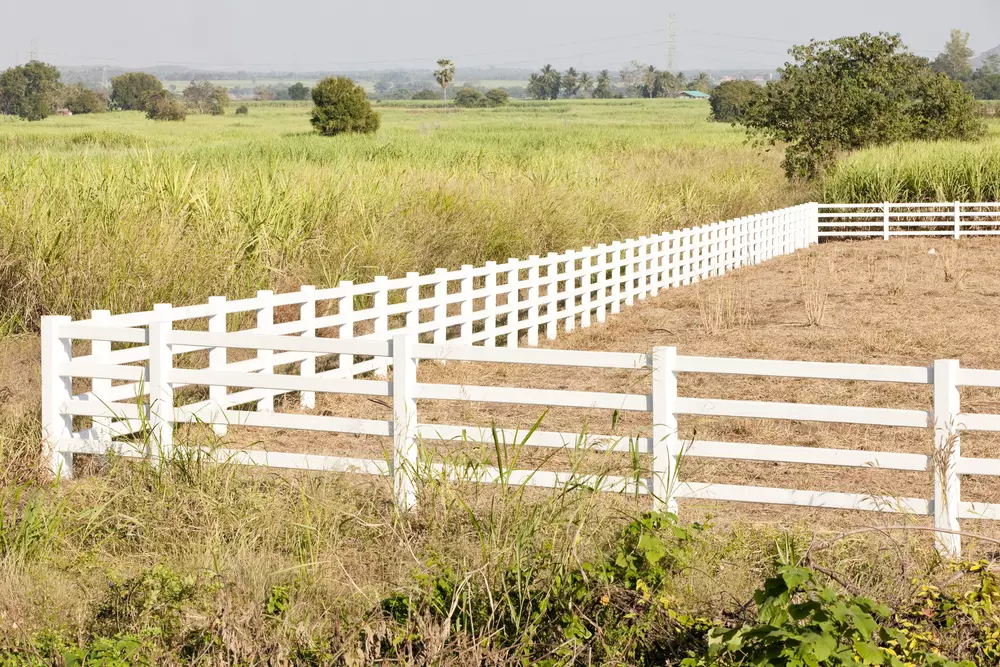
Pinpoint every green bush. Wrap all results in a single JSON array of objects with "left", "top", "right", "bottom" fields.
[
  {"left": 62, "top": 84, "right": 108, "bottom": 114},
  {"left": 144, "top": 93, "right": 186, "bottom": 121},
  {"left": 110, "top": 72, "right": 163, "bottom": 112},
  {"left": 485, "top": 88, "right": 511, "bottom": 107},
  {"left": 411, "top": 89, "right": 440, "bottom": 100},
  {"left": 709, "top": 80, "right": 760, "bottom": 123},
  {"left": 235, "top": 104, "right": 249, "bottom": 115},
  {"left": 310, "top": 76, "right": 380, "bottom": 136},
  {"left": 454, "top": 86, "right": 487, "bottom": 108}
]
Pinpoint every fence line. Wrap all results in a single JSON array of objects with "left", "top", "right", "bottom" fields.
[{"left": 819, "top": 202, "right": 1000, "bottom": 239}]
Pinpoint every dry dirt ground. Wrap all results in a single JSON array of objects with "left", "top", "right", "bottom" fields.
[{"left": 7, "top": 237, "right": 1000, "bottom": 538}]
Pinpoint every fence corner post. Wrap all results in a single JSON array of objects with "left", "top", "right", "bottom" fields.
[
  {"left": 299, "top": 286, "right": 317, "bottom": 410},
  {"left": 373, "top": 276, "right": 389, "bottom": 376},
  {"left": 652, "top": 346, "right": 679, "bottom": 515},
  {"left": 392, "top": 333, "right": 418, "bottom": 511},
  {"left": 41, "top": 315, "right": 74, "bottom": 480},
  {"left": 933, "top": 358, "right": 961, "bottom": 559},
  {"left": 954, "top": 201, "right": 961, "bottom": 240},
  {"left": 149, "top": 304, "right": 175, "bottom": 464}
]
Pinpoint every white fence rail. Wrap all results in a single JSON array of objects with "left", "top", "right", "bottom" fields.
[{"left": 819, "top": 202, "right": 1000, "bottom": 239}]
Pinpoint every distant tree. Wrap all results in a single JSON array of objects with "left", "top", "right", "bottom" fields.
[
  {"left": 183, "top": 80, "right": 229, "bottom": 114},
  {"left": 562, "top": 67, "right": 580, "bottom": 97},
  {"left": 310, "top": 76, "right": 380, "bottom": 136},
  {"left": 454, "top": 86, "right": 486, "bottom": 107},
  {"left": 619, "top": 61, "right": 647, "bottom": 97},
  {"left": 578, "top": 72, "right": 593, "bottom": 97},
  {"left": 527, "top": 64, "right": 561, "bottom": 100},
  {"left": 412, "top": 89, "right": 440, "bottom": 100},
  {"left": 933, "top": 29, "right": 975, "bottom": 80},
  {"left": 145, "top": 91, "right": 187, "bottom": 121},
  {"left": 110, "top": 72, "right": 163, "bottom": 112},
  {"left": 287, "top": 82, "right": 309, "bottom": 100},
  {"left": 593, "top": 70, "right": 613, "bottom": 98},
  {"left": 743, "top": 32, "right": 984, "bottom": 179},
  {"left": 254, "top": 87, "right": 277, "bottom": 101},
  {"left": 62, "top": 83, "right": 108, "bottom": 114},
  {"left": 691, "top": 72, "right": 712, "bottom": 93},
  {"left": 434, "top": 59, "right": 455, "bottom": 102},
  {"left": 708, "top": 80, "right": 760, "bottom": 122},
  {"left": 0, "top": 61, "right": 61, "bottom": 120},
  {"left": 235, "top": 104, "right": 249, "bottom": 115},
  {"left": 484, "top": 88, "right": 511, "bottom": 106},
  {"left": 968, "top": 55, "right": 1000, "bottom": 100}
]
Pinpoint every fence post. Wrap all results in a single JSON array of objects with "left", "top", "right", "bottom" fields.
[
  {"left": 506, "top": 259, "right": 520, "bottom": 348},
  {"left": 207, "top": 296, "right": 228, "bottom": 434},
  {"left": 595, "top": 245, "right": 608, "bottom": 323},
  {"left": 91, "top": 310, "right": 112, "bottom": 442},
  {"left": 526, "top": 256, "right": 540, "bottom": 346},
  {"left": 610, "top": 242, "right": 623, "bottom": 313},
  {"left": 652, "top": 346, "right": 679, "bottom": 514},
  {"left": 149, "top": 304, "right": 174, "bottom": 463},
  {"left": 459, "top": 265, "right": 474, "bottom": 345},
  {"left": 373, "top": 276, "right": 389, "bottom": 376},
  {"left": 883, "top": 202, "right": 890, "bottom": 241},
  {"left": 565, "top": 251, "right": 577, "bottom": 333},
  {"left": 624, "top": 241, "right": 636, "bottom": 306},
  {"left": 954, "top": 202, "right": 961, "bottom": 240},
  {"left": 637, "top": 237, "right": 648, "bottom": 301},
  {"left": 432, "top": 269, "right": 448, "bottom": 346},
  {"left": 338, "top": 281, "right": 354, "bottom": 377},
  {"left": 545, "top": 252, "right": 560, "bottom": 340},
  {"left": 41, "top": 315, "right": 73, "bottom": 479},
  {"left": 256, "top": 290, "right": 274, "bottom": 412},
  {"left": 392, "top": 333, "right": 418, "bottom": 511},
  {"left": 483, "top": 262, "right": 497, "bottom": 347},
  {"left": 300, "top": 286, "right": 316, "bottom": 410},
  {"left": 811, "top": 203, "right": 820, "bottom": 245},
  {"left": 580, "top": 248, "right": 592, "bottom": 328},
  {"left": 933, "top": 358, "right": 961, "bottom": 559}
]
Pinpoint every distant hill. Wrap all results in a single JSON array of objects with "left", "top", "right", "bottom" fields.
[{"left": 974, "top": 44, "right": 1000, "bottom": 68}]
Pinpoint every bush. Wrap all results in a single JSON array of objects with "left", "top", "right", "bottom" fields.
[
  {"left": 485, "top": 88, "right": 511, "bottom": 107},
  {"left": 709, "top": 80, "right": 760, "bottom": 123},
  {"left": 62, "top": 84, "right": 108, "bottom": 114},
  {"left": 110, "top": 72, "right": 163, "bottom": 112},
  {"left": 454, "top": 86, "right": 487, "bottom": 108},
  {"left": 182, "top": 80, "right": 229, "bottom": 115},
  {"left": 235, "top": 104, "right": 249, "bottom": 115},
  {"left": 145, "top": 92, "right": 186, "bottom": 121},
  {"left": 310, "top": 77, "right": 380, "bottom": 136},
  {"left": 287, "top": 82, "right": 309, "bottom": 101},
  {"left": 411, "top": 89, "right": 440, "bottom": 101}
]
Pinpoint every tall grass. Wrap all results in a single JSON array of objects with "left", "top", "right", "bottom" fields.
[{"left": 0, "top": 100, "right": 806, "bottom": 333}]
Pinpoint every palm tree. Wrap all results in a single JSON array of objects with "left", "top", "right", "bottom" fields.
[
  {"left": 692, "top": 72, "right": 712, "bottom": 93},
  {"left": 435, "top": 59, "right": 455, "bottom": 102},
  {"left": 578, "top": 72, "right": 593, "bottom": 97}
]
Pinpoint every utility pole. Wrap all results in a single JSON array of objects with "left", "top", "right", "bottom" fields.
[
  {"left": 668, "top": 14, "right": 677, "bottom": 73},
  {"left": 28, "top": 38, "right": 38, "bottom": 62}
]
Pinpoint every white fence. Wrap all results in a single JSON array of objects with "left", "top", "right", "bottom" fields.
[
  {"left": 40, "top": 200, "right": 1000, "bottom": 558},
  {"left": 819, "top": 202, "right": 1000, "bottom": 239}
]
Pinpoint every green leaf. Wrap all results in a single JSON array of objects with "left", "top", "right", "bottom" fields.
[{"left": 854, "top": 640, "right": 886, "bottom": 665}]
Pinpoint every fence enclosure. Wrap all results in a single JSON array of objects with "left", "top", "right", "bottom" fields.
[
  {"left": 40, "top": 201, "right": 1000, "bottom": 558},
  {"left": 819, "top": 202, "right": 1000, "bottom": 239}
]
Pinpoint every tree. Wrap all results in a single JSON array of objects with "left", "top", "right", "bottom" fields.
[
  {"left": 434, "top": 59, "right": 455, "bottom": 102},
  {"left": 593, "top": 70, "right": 613, "bottom": 99},
  {"left": 62, "top": 83, "right": 108, "bottom": 114},
  {"left": 110, "top": 72, "right": 164, "bottom": 112},
  {"left": 562, "top": 67, "right": 580, "bottom": 98},
  {"left": 412, "top": 89, "right": 440, "bottom": 100},
  {"left": 485, "top": 88, "right": 511, "bottom": 107},
  {"left": 578, "top": 72, "right": 593, "bottom": 97},
  {"left": 235, "top": 105, "right": 249, "bottom": 115},
  {"left": 619, "top": 61, "right": 647, "bottom": 97},
  {"left": 454, "top": 86, "right": 486, "bottom": 107},
  {"left": 742, "top": 32, "right": 985, "bottom": 179},
  {"left": 287, "top": 82, "right": 309, "bottom": 100},
  {"left": 933, "top": 29, "right": 975, "bottom": 80},
  {"left": 145, "top": 92, "right": 187, "bottom": 121},
  {"left": 708, "top": 80, "right": 761, "bottom": 122},
  {"left": 310, "top": 76, "right": 380, "bottom": 136},
  {"left": 183, "top": 80, "right": 229, "bottom": 114},
  {"left": 691, "top": 72, "right": 712, "bottom": 93},
  {"left": 0, "top": 61, "right": 61, "bottom": 120},
  {"left": 527, "top": 65, "right": 562, "bottom": 100}
]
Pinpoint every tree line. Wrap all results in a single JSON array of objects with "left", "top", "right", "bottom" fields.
[{"left": 930, "top": 30, "right": 1000, "bottom": 100}]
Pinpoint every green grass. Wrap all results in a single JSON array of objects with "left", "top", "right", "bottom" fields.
[{"left": 0, "top": 99, "right": 806, "bottom": 334}]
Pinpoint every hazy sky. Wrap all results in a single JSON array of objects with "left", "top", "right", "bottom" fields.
[{"left": 2, "top": 0, "right": 998, "bottom": 73}]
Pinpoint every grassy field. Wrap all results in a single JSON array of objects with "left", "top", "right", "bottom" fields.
[{"left": 0, "top": 99, "right": 809, "bottom": 335}]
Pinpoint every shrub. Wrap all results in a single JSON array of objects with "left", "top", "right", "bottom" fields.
[
  {"left": 287, "top": 82, "right": 309, "bottom": 101},
  {"left": 454, "top": 86, "right": 487, "bottom": 108},
  {"left": 0, "top": 61, "right": 61, "bottom": 121},
  {"left": 110, "top": 72, "right": 164, "bottom": 112},
  {"left": 310, "top": 77, "right": 380, "bottom": 136},
  {"left": 709, "top": 80, "right": 760, "bottom": 123},
  {"left": 235, "top": 104, "right": 249, "bottom": 115},
  {"left": 485, "top": 88, "right": 511, "bottom": 107},
  {"left": 145, "top": 92, "right": 186, "bottom": 121},
  {"left": 411, "top": 89, "right": 439, "bottom": 100},
  {"left": 62, "top": 84, "right": 108, "bottom": 114},
  {"left": 182, "top": 80, "right": 229, "bottom": 115}
]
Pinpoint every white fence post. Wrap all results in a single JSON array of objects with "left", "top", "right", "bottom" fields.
[
  {"left": 580, "top": 248, "right": 592, "bottom": 328},
  {"left": 652, "top": 345, "right": 679, "bottom": 514},
  {"left": 811, "top": 203, "right": 820, "bottom": 245},
  {"left": 545, "top": 252, "right": 559, "bottom": 340},
  {"left": 506, "top": 259, "right": 520, "bottom": 348},
  {"left": 433, "top": 269, "right": 448, "bottom": 346},
  {"left": 373, "top": 276, "right": 389, "bottom": 376},
  {"left": 91, "top": 310, "right": 112, "bottom": 442},
  {"left": 41, "top": 315, "right": 73, "bottom": 479},
  {"left": 392, "top": 333, "right": 418, "bottom": 511},
  {"left": 637, "top": 237, "right": 648, "bottom": 300},
  {"left": 883, "top": 202, "right": 890, "bottom": 241},
  {"left": 459, "top": 265, "right": 473, "bottom": 345},
  {"left": 207, "top": 296, "right": 228, "bottom": 434},
  {"left": 564, "top": 251, "right": 577, "bottom": 333},
  {"left": 483, "top": 262, "right": 497, "bottom": 347},
  {"left": 595, "top": 245, "right": 608, "bottom": 323},
  {"left": 954, "top": 202, "right": 961, "bottom": 240},
  {"left": 610, "top": 242, "right": 623, "bottom": 312},
  {"left": 256, "top": 290, "right": 274, "bottom": 412},
  {"left": 149, "top": 304, "right": 174, "bottom": 463},
  {"left": 300, "top": 286, "right": 316, "bottom": 410},
  {"left": 525, "top": 255, "right": 540, "bottom": 346},
  {"left": 624, "top": 240, "right": 636, "bottom": 306},
  {"left": 338, "top": 281, "right": 354, "bottom": 377},
  {"left": 933, "top": 359, "right": 962, "bottom": 558}
]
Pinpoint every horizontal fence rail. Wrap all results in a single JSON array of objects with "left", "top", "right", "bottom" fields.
[{"left": 819, "top": 202, "right": 1000, "bottom": 239}]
